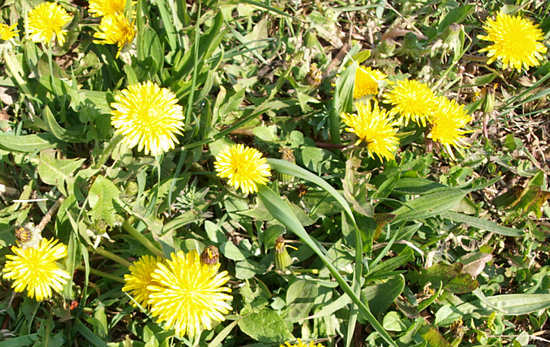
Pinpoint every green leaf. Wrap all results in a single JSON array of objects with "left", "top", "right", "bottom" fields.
[
  {"left": 413, "top": 263, "right": 478, "bottom": 294},
  {"left": 440, "top": 211, "right": 522, "bottom": 237},
  {"left": 437, "top": 5, "right": 474, "bottom": 33},
  {"left": 88, "top": 176, "right": 120, "bottom": 227},
  {"left": 257, "top": 185, "right": 395, "bottom": 346},
  {"left": 74, "top": 319, "right": 107, "bottom": 347},
  {"left": 43, "top": 106, "right": 87, "bottom": 143},
  {"left": 0, "top": 133, "right": 57, "bottom": 152},
  {"left": 383, "top": 311, "right": 406, "bottom": 332},
  {"left": 286, "top": 280, "right": 319, "bottom": 322},
  {"left": 0, "top": 334, "right": 38, "bottom": 347},
  {"left": 392, "top": 188, "right": 467, "bottom": 222},
  {"left": 363, "top": 275, "right": 405, "bottom": 316},
  {"left": 394, "top": 177, "right": 447, "bottom": 195},
  {"left": 474, "top": 290, "right": 550, "bottom": 315},
  {"left": 38, "top": 151, "right": 84, "bottom": 196},
  {"left": 238, "top": 308, "right": 294, "bottom": 342}
]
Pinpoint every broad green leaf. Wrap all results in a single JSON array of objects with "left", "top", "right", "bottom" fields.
[
  {"left": 38, "top": 151, "right": 84, "bottom": 196},
  {"left": 0, "top": 334, "right": 39, "bottom": 347},
  {"left": 474, "top": 289, "right": 550, "bottom": 315},
  {"left": 421, "top": 326, "right": 452, "bottom": 347},
  {"left": 383, "top": 311, "right": 406, "bottom": 332},
  {"left": 392, "top": 188, "right": 467, "bottom": 222},
  {"left": 0, "top": 133, "right": 57, "bottom": 152},
  {"left": 88, "top": 176, "right": 120, "bottom": 227},
  {"left": 286, "top": 280, "right": 319, "bottom": 322},
  {"left": 394, "top": 177, "right": 446, "bottom": 195},
  {"left": 413, "top": 263, "right": 478, "bottom": 294},
  {"left": 238, "top": 308, "right": 294, "bottom": 342},
  {"left": 363, "top": 275, "right": 405, "bottom": 316},
  {"left": 440, "top": 211, "right": 522, "bottom": 237}
]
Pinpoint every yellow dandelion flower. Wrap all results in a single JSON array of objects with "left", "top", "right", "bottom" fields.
[
  {"left": 382, "top": 80, "right": 438, "bottom": 126},
  {"left": 123, "top": 255, "right": 162, "bottom": 307},
  {"left": 147, "top": 250, "right": 232, "bottom": 338},
  {"left": 110, "top": 81, "right": 184, "bottom": 156},
  {"left": 2, "top": 238, "right": 70, "bottom": 301},
  {"left": 88, "top": 0, "right": 127, "bottom": 18},
  {"left": 281, "top": 339, "right": 325, "bottom": 347},
  {"left": 27, "top": 2, "right": 73, "bottom": 46},
  {"left": 478, "top": 13, "right": 547, "bottom": 72},
  {"left": 214, "top": 144, "right": 271, "bottom": 194},
  {"left": 93, "top": 13, "right": 135, "bottom": 57},
  {"left": 354, "top": 66, "right": 387, "bottom": 99},
  {"left": 0, "top": 23, "right": 18, "bottom": 41},
  {"left": 341, "top": 100, "right": 399, "bottom": 161},
  {"left": 429, "top": 97, "right": 472, "bottom": 153}
]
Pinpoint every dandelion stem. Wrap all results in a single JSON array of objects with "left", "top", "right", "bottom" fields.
[
  {"left": 94, "top": 247, "right": 131, "bottom": 267},
  {"left": 122, "top": 220, "right": 164, "bottom": 257}
]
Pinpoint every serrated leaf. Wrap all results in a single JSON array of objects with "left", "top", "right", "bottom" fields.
[
  {"left": 0, "top": 133, "right": 57, "bottom": 152},
  {"left": 38, "top": 151, "right": 84, "bottom": 196},
  {"left": 238, "top": 308, "right": 293, "bottom": 342},
  {"left": 286, "top": 280, "right": 319, "bottom": 322},
  {"left": 88, "top": 176, "right": 120, "bottom": 227}
]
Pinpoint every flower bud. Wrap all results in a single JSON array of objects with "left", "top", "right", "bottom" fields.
[{"left": 275, "top": 236, "right": 292, "bottom": 270}]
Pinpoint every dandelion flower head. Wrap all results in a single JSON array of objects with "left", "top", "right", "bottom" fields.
[
  {"left": 341, "top": 100, "right": 399, "bottom": 161},
  {"left": 93, "top": 13, "right": 135, "bottom": 57},
  {"left": 2, "top": 238, "right": 70, "bottom": 301},
  {"left": 147, "top": 250, "right": 232, "bottom": 338},
  {"left": 0, "top": 23, "right": 18, "bottom": 41},
  {"left": 354, "top": 66, "right": 387, "bottom": 99},
  {"left": 88, "top": 0, "right": 127, "bottom": 18},
  {"left": 429, "top": 97, "right": 472, "bottom": 153},
  {"left": 214, "top": 144, "right": 271, "bottom": 194},
  {"left": 478, "top": 13, "right": 547, "bottom": 72},
  {"left": 281, "top": 339, "right": 325, "bottom": 347},
  {"left": 110, "top": 81, "right": 184, "bottom": 156},
  {"left": 383, "top": 79, "right": 437, "bottom": 126},
  {"left": 27, "top": 2, "right": 73, "bottom": 46},
  {"left": 123, "top": 255, "right": 162, "bottom": 308}
]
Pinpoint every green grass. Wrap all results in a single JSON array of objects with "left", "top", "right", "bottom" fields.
[{"left": 0, "top": 0, "right": 550, "bottom": 346}]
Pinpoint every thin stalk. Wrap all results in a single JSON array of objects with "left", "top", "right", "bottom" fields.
[
  {"left": 185, "top": 0, "right": 201, "bottom": 127},
  {"left": 94, "top": 247, "right": 131, "bottom": 267},
  {"left": 123, "top": 220, "right": 164, "bottom": 257}
]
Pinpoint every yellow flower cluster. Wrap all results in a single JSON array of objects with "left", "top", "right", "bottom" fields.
[
  {"left": 0, "top": 23, "right": 18, "bottom": 41},
  {"left": 90, "top": 0, "right": 136, "bottom": 56},
  {"left": 347, "top": 71, "right": 473, "bottom": 159},
  {"left": 478, "top": 13, "right": 546, "bottom": 72},
  {"left": 214, "top": 144, "right": 272, "bottom": 194},
  {"left": 281, "top": 339, "right": 325, "bottom": 347},
  {"left": 2, "top": 238, "right": 70, "bottom": 301},
  {"left": 27, "top": 2, "right": 73, "bottom": 46},
  {"left": 123, "top": 251, "right": 232, "bottom": 338},
  {"left": 110, "top": 81, "right": 185, "bottom": 156}
]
